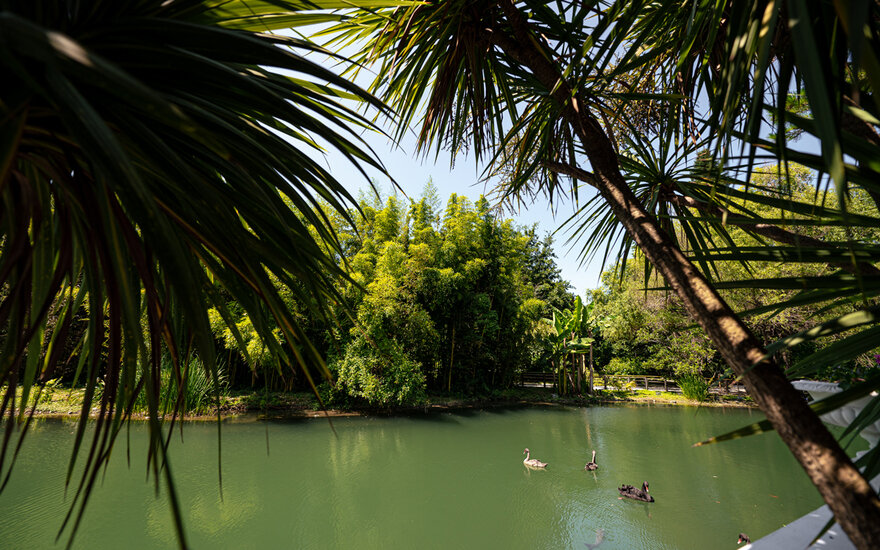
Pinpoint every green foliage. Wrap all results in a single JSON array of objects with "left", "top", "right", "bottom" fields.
[
  {"left": 650, "top": 331, "right": 717, "bottom": 377},
  {"left": 38, "top": 378, "right": 64, "bottom": 405},
  {"left": 678, "top": 374, "right": 711, "bottom": 403},
  {"left": 131, "top": 357, "right": 228, "bottom": 416},
  {"left": 208, "top": 187, "right": 573, "bottom": 400},
  {"left": 523, "top": 229, "right": 574, "bottom": 313},
  {"left": 607, "top": 378, "right": 636, "bottom": 392},
  {"left": 587, "top": 167, "right": 880, "bottom": 382},
  {"left": 0, "top": 2, "right": 392, "bottom": 543},
  {"left": 589, "top": 258, "right": 721, "bottom": 378},
  {"left": 605, "top": 357, "right": 639, "bottom": 376},
  {"left": 540, "top": 296, "right": 600, "bottom": 395},
  {"left": 331, "top": 339, "right": 426, "bottom": 407}
]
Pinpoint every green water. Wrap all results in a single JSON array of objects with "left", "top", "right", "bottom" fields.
[{"left": 0, "top": 405, "right": 841, "bottom": 549}]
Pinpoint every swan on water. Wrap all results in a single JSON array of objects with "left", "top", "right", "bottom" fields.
[{"left": 523, "top": 448, "right": 548, "bottom": 468}]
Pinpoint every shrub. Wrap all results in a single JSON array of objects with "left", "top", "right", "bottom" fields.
[
  {"left": 132, "top": 356, "right": 228, "bottom": 415},
  {"left": 170, "top": 359, "right": 227, "bottom": 415},
  {"left": 678, "top": 373, "right": 710, "bottom": 402},
  {"left": 611, "top": 379, "right": 636, "bottom": 392},
  {"left": 605, "top": 357, "right": 638, "bottom": 375},
  {"left": 332, "top": 339, "right": 426, "bottom": 406},
  {"left": 38, "top": 378, "right": 63, "bottom": 404}
]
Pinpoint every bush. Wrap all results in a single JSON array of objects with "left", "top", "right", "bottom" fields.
[
  {"left": 132, "top": 356, "right": 228, "bottom": 415},
  {"left": 332, "top": 339, "right": 426, "bottom": 406},
  {"left": 678, "top": 373, "right": 710, "bottom": 402},
  {"left": 38, "top": 378, "right": 63, "bottom": 404},
  {"left": 605, "top": 357, "right": 639, "bottom": 375},
  {"left": 610, "top": 379, "right": 636, "bottom": 392}
]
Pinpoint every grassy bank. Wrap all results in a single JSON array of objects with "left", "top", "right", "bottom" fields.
[{"left": 7, "top": 383, "right": 755, "bottom": 420}]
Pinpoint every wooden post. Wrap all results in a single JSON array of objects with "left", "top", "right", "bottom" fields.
[
  {"left": 577, "top": 354, "right": 583, "bottom": 393},
  {"left": 588, "top": 343, "right": 594, "bottom": 395},
  {"left": 448, "top": 324, "right": 455, "bottom": 392}
]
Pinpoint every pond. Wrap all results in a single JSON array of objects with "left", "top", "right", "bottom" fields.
[{"left": 0, "top": 404, "right": 847, "bottom": 549}]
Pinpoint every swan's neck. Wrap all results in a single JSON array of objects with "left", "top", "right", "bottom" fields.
[
  {"left": 524, "top": 450, "right": 530, "bottom": 462},
  {"left": 591, "top": 450, "right": 596, "bottom": 462}
]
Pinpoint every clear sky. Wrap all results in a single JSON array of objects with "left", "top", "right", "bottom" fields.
[{"left": 316, "top": 125, "right": 605, "bottom": 298}]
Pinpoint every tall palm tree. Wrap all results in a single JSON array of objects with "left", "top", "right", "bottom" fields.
[
  {"left": 326, "top": 1, "right": 880, "bottom": 546},
  {"left": 0, "top": 0, "right": 390, "bottom": 545}
]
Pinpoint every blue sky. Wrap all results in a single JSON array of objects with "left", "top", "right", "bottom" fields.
[
  {"left": 294, "top": 27, "right": 606, "bottom": 298},
  {"left": 317, "top": 126, "right": 605, "bottom": 298}
]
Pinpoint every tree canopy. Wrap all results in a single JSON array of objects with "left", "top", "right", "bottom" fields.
[{"left": 209, "top": 188, "right": 574, "bottom": 405}]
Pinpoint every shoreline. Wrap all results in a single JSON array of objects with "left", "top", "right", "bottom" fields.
[{"left": 18, "top": 387, "right": 757, "bottom": 422}]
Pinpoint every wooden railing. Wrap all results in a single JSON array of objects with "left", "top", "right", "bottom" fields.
[
  {"left": 519, "top": 372, "right": 749, "bottom": 393},
  {"left": 519, "top": 372, "right": 676, "bottom": 390},
  {"left": 520, "top": 372, "right": 557, "bottom": 387},
  {"left": 600, "top": 375, "right": 747, "bottom": 394},
  {"left": 601, "top": 375, "right": 678, "bottom": 392}
]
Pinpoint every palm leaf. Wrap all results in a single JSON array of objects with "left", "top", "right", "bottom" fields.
[{"left": 0, "top": 0, "right": 395, "bottom": 546}]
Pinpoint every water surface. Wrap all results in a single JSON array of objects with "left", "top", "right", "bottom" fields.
[{"left": 0, "top": 405, "right": 838, "bottom": 549}]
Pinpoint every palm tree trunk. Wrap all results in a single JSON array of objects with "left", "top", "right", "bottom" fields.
[{"left": 492, "top": 2, "right": 880, "bottom": 546}]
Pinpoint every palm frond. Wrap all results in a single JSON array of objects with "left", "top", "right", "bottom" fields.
[{"left": 0, "top": 0, "right": 391, "bottom": 545}]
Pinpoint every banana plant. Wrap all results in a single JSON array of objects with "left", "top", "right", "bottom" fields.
[{"left": 547, "top": 296, "right": 597, "bottom": 395}]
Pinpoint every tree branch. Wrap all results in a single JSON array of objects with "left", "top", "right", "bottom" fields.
[
  {"left": 668, "top": 195, "right": 880, "bottom": 276},
  {"left": 544, "top": 162, "right": 880, "bottom": 277}
]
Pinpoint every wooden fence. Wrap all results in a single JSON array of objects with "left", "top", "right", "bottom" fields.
[
  {"left": 519, "top": 372, "right": 557, "bottom": 387},
  {"left": 519, "top": 372, "right": 747, "bottom": 394},
  {"left": 601, "top": 375, "right": 678, "bottom": 391},
  {"left": 519, "top": 372, "right": 680, "bottom": 391}
]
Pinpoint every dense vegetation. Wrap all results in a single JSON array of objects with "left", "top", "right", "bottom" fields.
[
  {"left": 30, "top": 168, "right": 878, "bottom": 410},
  {"left": 205, "top": 165, "right": 880, "bottom": 406},
  {"left": 5, "top": 1, "right": 880, "bottom": 547},
  {"left": 589, "top": 165, "right": 880, "bottom": 385},
  {"left": 207, "top": 184, "right": 574, "bottom": 405}
]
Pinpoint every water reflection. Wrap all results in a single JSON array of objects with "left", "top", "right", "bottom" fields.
[{"left": 0, "top": 406, "right": 832, "bottom": 549}]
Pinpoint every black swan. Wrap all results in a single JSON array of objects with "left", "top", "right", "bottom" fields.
[
  {"left": 618, "top": 481, "right": 654, "bottom": 502},
  {"left": 584, "top": 450, "right": 598, "bottom": 471},
  {"left": 737, "top": 533, "right": 751, "bottom": 545},
  {"left": 523, "top": 448, "right": 548, "bottom": 468}
]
